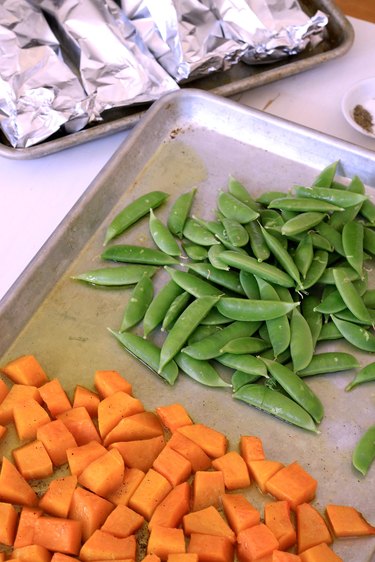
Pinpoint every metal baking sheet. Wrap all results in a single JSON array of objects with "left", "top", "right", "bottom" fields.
[
  {"left": 0, "top": 0, "right": 354, "bottom": 160},
  {"left": 0, "top": 89, "right": 374, "bottom": 561}
]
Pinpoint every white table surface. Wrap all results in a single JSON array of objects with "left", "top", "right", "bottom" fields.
[{"left": 1, "top": 16, "right": 375, "bottom": 303}]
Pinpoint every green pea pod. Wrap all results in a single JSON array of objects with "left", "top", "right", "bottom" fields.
[
  {"left": 346, "top": 362, "right": 375, "bottom": 391},
  {"left": 360, "top": 198, "right": 375, "bottom": 225},
  {"left": 317, "top": 321, "right": 343, "bottom": 341},
  {"left": 257, "top": 191, "right": 287, "bottom": 205},
  {"left": 120, "top": 274, "right": 154, "bottom": 332},
  {"left": 183, "top": 218, "right": 220, "bottom": 246},
  {"left": 216, "top": 354, "right": 267, "bottom": 378},
  {"left": 303, "top": 250, "right": 329, "bottom": 289},
  {"left": 329, "top": 203, "right": 362, "bottom": 231},
  {"left": 143, "top": 280, "right": 183, "bottom": 338},
  {"left": 333, "top": 268, "right": 372, "bottom": 325},
  {"left": 239, "top": 271, "right": 260, "bottom": 300},
  {"left": 217, "top": 297, "right": 299, "bottom": 322},
  {"left": 331, "top": 315, "right": 375, "bottom": 352},
  {"left": 260, "top": 209, "right": 284, "bottom": 233},
  {"left": 217, "top": 191, "right": 259, "bottom": 224},
  {"left": 199, "top": 309, "right": 233, "bottom": 325},
  {"left": 363, "top": 227, "right": 375, "bottom": 256},
  {"left": 293, "top": 236, "right": 313, "bottom": 279},
  {"left": 188, "top": 324, "right": 222, "bottom": 345},
  {"left": 245, "top": 220, "right": 270, "bottom": 262},
  {"left": 259, "top": 348, "right": 291, "bottom": 365},
  {"left": 363, "top": 289, "right": 375, "bottom": 308},
  {"left": 312, "top": 161, "right": 338, "bottom": 187},
  {"left": 109, "top": 329, "right": 178, "bottom": 385},
  {"left": 352, "top": 425, "right": 375, "bottom": 476},
  {"left": 297, "top": 352, "right": 359, "bottom": 377},
  {"left": 164, "top": 267, "right": 223, "bottom": 298},
  {"left": 314, "top": 290, "right": 346, "bottom": 314},
  {"left": 231, "top": 371, "right": 261, "bottom": 391},
  {"left": 281, "top": 212, "right": 326, "bottom": 237},
  {"left": 269, "top": 197, "right": 344, "bottom": 213},
  {"left": 259, "top": 226, "right": 302, "bottom": 288},
  {"left": 193, "top": 217, "right": 246, "bottom": 253},
  {"left": 233, "top": 384, "right": 317, "bottom": 433},
  {"left": 104, "top": 191, "right": 168, "bottom": 245},
  {"left": 290, "top": 308, "right": 314, "bottom": 372},
  {"left": 187, "top": 262, "right": 245, "bottom": 295},
  {"left": 318, "top": 264, "right": 360, "bottom": 285},
  {"left": 162, "top": 292, "right": 191, "bottom": 332},
  {"left": 222, "top": 218, "right": 249, "bottom": 247},
  {"left": 315, "top": 222, "right": 345, "bottom": 256},
  {"left": 342, "top": 221, "right": 364, "bottom": 276},
  {"left": 71, "top": 265, "right": 158, "bottom": 286},
  {"left": 301, "top": 294, "right": 322, "bottom": 348},
  {"left": 221, "top": 337, "right": 270, "bottom": 355},
  {"left": 261, "top": 358, "right": 324, "bottom": 424},
  {"left": 333, "top": 308, "right": 374, "bottom": 326},
  {"left": 294, "top": 186, "right": 367, "bottom": 208},
  {"left": 182, "top": 242, "right": 208, "bottom": 261},
  {"left": 149, "top": 209, "right": 181, "bottom": 257},
  {"left": 256, "top": 276, "right": 290, "bottom": 358},
  {"left": 208, "top": 243, "right": 230, "bottom": 271},
  {"left": 228, "top": 176, "right": 259, "bottom": 211},
  {"left": 175, "top": 352, "right": 230, "bottom": 388},
  {"left": 159, "top": 295, "right": 221, "bottom": 372},
  {"left": 182, "top": 320, "right": 261, "bottom": 360},
  {"left": 218, "top": 251, "right": 294, "bottom": 288},
  {"left": 102, "top": 245, "right": 178, "bottom": 265},
  {"left": 167, "top": 188, "right": 196, "bottom": 238}
]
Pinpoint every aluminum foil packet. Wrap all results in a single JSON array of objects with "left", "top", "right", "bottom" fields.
[{"left": 0, "top": 0, "right": 91, "bottom": 148}]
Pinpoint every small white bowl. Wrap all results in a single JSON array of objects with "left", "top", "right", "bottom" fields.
[{"left": 341, "top": 77, "right": 375, "bottom": 138}]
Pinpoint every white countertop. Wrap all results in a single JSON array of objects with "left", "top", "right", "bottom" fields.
[{"left": 1, "top": 16, "right": 375, "bottom": 303}]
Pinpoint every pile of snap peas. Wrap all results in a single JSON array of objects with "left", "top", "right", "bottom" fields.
[{"left": 73, "top": 161, "right": 375, "bottom": 475}]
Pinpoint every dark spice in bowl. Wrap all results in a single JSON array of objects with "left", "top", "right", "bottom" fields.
[{"left": 353, "top": 104, "right": 373, "bottom": 133}]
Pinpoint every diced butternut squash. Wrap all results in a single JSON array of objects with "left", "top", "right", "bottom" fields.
[
  {"left": 0, "top": 424, "right": 6, "bottom": 441},
  {"left": 11, "top": 544, "right": 52, "bottom": 562},
  {"left": 128, "top": 468, "right": 172, "bottom": 520},
  {"left": 265, "top": 462, "right": 317, "bottom": 509},
  {"left": 168, "top": 555, "right": 198, "bottom": 562},
  {"left": 247, "top": 460, "right": 284, "bottom": 494},
  {"left": 79, "top": 530, "right": 136, "bottom": 561},
  {"left": 153, "top": 446, "right": 192, "bottom": 487},
  {"left": 0, "top": 457, "right": 38, "bottom": 506},
  {"left": 177, "top": 424, "right": 227, "bottom": 458},
  {"left": 106, "top": 467, "right": 145, "bottom": 506},
  {"left": 104, "top": 411, "right": 164, "bottom": 447},
  {"left": 167, "top": 431, "right": 212, "bottom": 472},
  {"left": 156, "top": 404, "right": 193, "bottom": 433},
  {"left": 299, "top": 543, "right": 343, "bottom": 562},
  {"left": 0, "top": 379, "right": 9, "bottom": 404},
  {"left": 240, "top": 435, "right": 266, "bottom": 464},
  {"left": 50, "top": 554, "right": 78, "bottom": 562},
  {"left": 94, "top": 369, "right": 133, "bottom": 398},
  {"left": 142, "top": 554, "right": 161, "bottom": 562},
  {"left": 12, "top": 440, "right": 53, "bottom": 480},
  {"left": 39, "top": 379, "right": 71, "bottom": 417},
  {"left": 33, "top": 516, "right": 82, "bottom": 556},
  {"left": 183, "top": 506, "right": 235, "bottom": 543},
  {"left": 101, "top": 504, "right": 144, "bottom": 538},
  {"left": 66, "top": 440, "right": 107, "bottom": 476},
  {"left": 147, "top": 525, "right": 185, "bottom": 560},
  {"left": 37, "top": 419, "right": 78, "bottom": 467},
  {"left": 13, "top": 398, "right": 51, "bottom": 441},
  {"left": 98, "top": 391, "right": 144, "bottom": 438},
  {"left": 57, "top": 407, "right": 101, "bottom": 445},
  {"left": 0, "top": 501, "right": 18, "bottom": 546},
  {"left": 78, "top": 448, "right": 125, "bottom": 497},
  {"left": 325, "top": 504, "right": 375, "bottom": 537},
  {"left": 272, "top": 552, "right": 301, "bottom": 562},
  {"left": 69, "top": 487, "right": 114, "bottom": 542},
  {"left": 38, "top": 475, "right": 77, "bottom": 518},
  {"left": 187, "top": 533, "right": 234, "bottom": 562},
  {"left": 73, "top": 385, "right": 100, "bottom": 418},
  {"left": 221, "top": 493, "right": 260, "bottom": 535},
  {"left": 110, "top": 435, "right": 166, "bottom": 472},
  {"left": 237, "top": 523, "right": 279, "bottom": 562},
  {"left": 296, "top": 503, "right": 332, "bottom": 553},
  {"left": 0, "top": 355, "right": 48, "bottom": 387},
  {"left": 264, "top": 501, "right": 297, "bottom": 551},
  {"left": 192, "top": 470, "right": 225, "bottom": 511},
  {"left": 211, "top": 451, "right": 250, "bottom": 490},
  {"left": 0, "top": 384, "right": 41, "bottom": 425},
  {"left": 13, "top": 507, "right": 43, "bottom": 548},
  {"left": 149, "top": 482, "right": 191, "bottom": 531}
]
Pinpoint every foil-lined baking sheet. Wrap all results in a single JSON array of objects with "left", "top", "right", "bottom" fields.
[{"left": 0, "top": 0, "right": 353, "bottom": 158}]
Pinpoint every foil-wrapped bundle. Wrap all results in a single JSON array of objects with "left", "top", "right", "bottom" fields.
[{"left": 0, "top": 0, "right": 91, "bottom": 148}]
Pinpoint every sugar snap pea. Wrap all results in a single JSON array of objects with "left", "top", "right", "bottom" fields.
[
  {"left": 342, "top": 221, "right": 364, "bottom": 276},
  {"left": 231, "top": 371, "right": 261, "bottom": 391},
  {"left": 164, "top": 266, "right": 222, "bottom": 298},
  {"left": 102, "top": 244, "right": 178, "bottom": 265},
  {"left": 216, "top": 353, "right": 268, "bottom": 378},
  {"left": 167, "top": 188, "right": 196, "bottom": 238},
  {"left": 233, "top": 383, "right": 317, "bottom": 433},
  {"left": 294, "top": 236, "right": 313, "bottom": 279},
  {"left": 71, "top": 265, "right": 158, "bottom": 286},
  {"left": 217, "top": 297, "right": 299, "bottom": 322},
  {"left": 352, "top": 425, "right": 375, "bottom": 476},
  {"left": 332, "top": 268, "right": 372, "bottom": 325},
  {"left": 239, "top": 271, "right": 260, "bottom": 299},
  {"left": 317, "top": 320, "right": 343, "bottom": 341},
  {"left": 260, "top": 225, "right": 302, "bottom": 288},
  {"left": 294, "top": 186, "right": 367, "bottom": 208},
  {"left": 222, "top": 217, "right": 249, "bottom": 247},
  {"left": 363, "top": 227, "right": 375, "bottom": 256},
  {"left": 208, "top": 243, "right": 230, "bottom": 270},
  {"left": 333, "top": 308, "right": 375, "bottom": 326},
  {"left": 109, "top": 329, "right": 178, "bottom": 385},
  {"left": 363, "top": 289, "right": 375, "bottom": 308},
  {"left": 318, "top": 264, "right": 360, "bottom": 285},
  {"left": 199, "top": 309, "right": 233, "bottom": 325},
  {"left": 120, "top": 274, "right": 153, "bottom": 332},
  {"left": 218, "top": 251, "right": 295, "bottom": 288},
  {"left": 159, "top": 295, "right": 221, "bottom": 372},
  {"left": 218, "top": 191, "right": 259, "bottom": 224},
  {"left": 312, "top": 160, "right": 338, "bottom": 187},
  {"left": 104, "top": 191, "right": 168, "bottom": 245},
  {"left": 269, "top": 197, "right": 343, "bottom": 213},
  {"left": 256, "top": 276, "right": 290, "bottom": 358},
  {"left": 182, "top": 241, "right": 208, "bottom": 261},
  {"left": 183, "top": 218, "right": 220, "bottom": 246},
  {"left": 149, "top": 209, "right": 181, "bottom": 257},
  {"left": 175, "top": 351, "right": 230, "bottom": 388},
  {"left": 246, "top": 220, "right": 270, "bottom": 262},
  {"left": 162, "top": 291, "right": 191, "bottom": 332},
  {"left": 220, "top": 337, "right": 270, "bottom": 355},
  {"left": 186, "top": 262, "right": 245, "bottom": 295},
  {"left": 260, "top": 209, "right": 284, "bottom": 233},
  {"left": 359, "top": 198, "right": 375, "bottom": 224},
  {"left": 281, "top": 212, "right": 325, "bottom": 237},
  {"left": 143, "top": 280, "right": 183, "bottom": 337},
  {"left": 296, "top": 352, "right": 359, "bottom": 377},
  {"left": 228, "top": 176, "right": 259, "bottom": 211},
  {"left": 315, "top": 221, "right": 345, "bottom": 257},
  {"left": 345, "top": 361, "right": 375, "bottom": 391},
  {"left": 257, "top": 191, "right": 287, "bottom": 205},
  {"left": 301, "top": 294, "right": 322, "bottom": 348},
  {"left": 290, "top": 308, "right": 314, "bottom": 372},
  {"left": 331, "top": 315, "right": 375, "bottom": 352},
  {"left": 188, "top": 324, "right": 221, "bottom": 345}
]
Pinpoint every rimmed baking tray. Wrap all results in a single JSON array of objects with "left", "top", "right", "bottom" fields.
[
  {"left": 0, "top": 89, "right": 374, "bottom": 561},
  {"left": 0, "top": 0, "right": 354, "bottom": 159}
]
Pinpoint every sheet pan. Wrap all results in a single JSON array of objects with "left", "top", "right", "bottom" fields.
[
  {"left": 0, "top": 0, "right": 354, "bottom": 159},
  {"left": 0, "top": 89, "right": 374, "bottom": 561}
]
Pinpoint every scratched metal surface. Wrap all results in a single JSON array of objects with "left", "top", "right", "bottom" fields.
[{"left": 0, "top": 90, "right": 374, "bottom": 561}]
